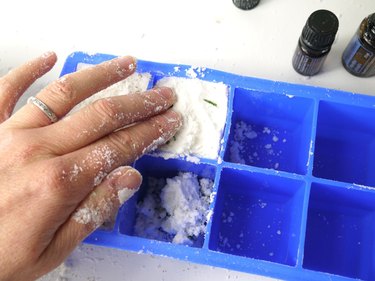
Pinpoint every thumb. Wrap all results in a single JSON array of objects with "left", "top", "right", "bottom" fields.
[{"left": 36, "top": 166, "right": 142, "bottom": 278}]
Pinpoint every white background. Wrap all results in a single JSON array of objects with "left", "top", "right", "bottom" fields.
[{"left": 0, "top": 0, "right": 374, "bottom": 280}]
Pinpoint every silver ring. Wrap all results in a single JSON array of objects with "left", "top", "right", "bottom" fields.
[{"left": 27, "top": 96, "right": 58, "bottom": 123}]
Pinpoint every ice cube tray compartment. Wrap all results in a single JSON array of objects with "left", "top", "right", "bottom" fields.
[
  {"left": 314, "top": 101, "right": 375, "bottom": 186},
  {"left": 60, "top": 52, "right": 375, "bottom": 281},
  {"left": 304, "top": 182, "right": 375, "bottom": 280},
  {"left": 209, "top": 168, "right": 306, "bottom": 266},
  {"left": 224, "top": 88, "right": 315, "bottom": 174},
  {"left": 120, "top": 155, "right": 217, "bottom": 249}
]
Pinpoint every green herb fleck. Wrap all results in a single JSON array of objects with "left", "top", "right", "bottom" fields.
[
  {"left": 166, "top": 136, "right": 176, "bottom": 145},
  {"left": 203, "top": 99, "right": 217, "bottom": 107}
]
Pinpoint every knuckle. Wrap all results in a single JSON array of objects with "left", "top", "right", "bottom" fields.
[
  {"left": 107, "top": 132, "right": 138, "bottom": 157},
  {"left": 91, "top": 98, "right": 119, "bottom": 121},
  {"left": 47, "top": 76, "right": 76, "bottom": 102},
  {"left": 0, "top": 129, "right": 50, "bottom": 167},
  {"left": 107, "top": 132, "right": 131, "bottom": 151},
  {"left": 43, "top": 159, "right": 70, "bottom": 191},
  {"left": 18, "top": 144, "right": 42, "bottom": 163}
]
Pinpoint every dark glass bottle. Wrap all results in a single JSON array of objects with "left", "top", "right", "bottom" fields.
[
  {"left": 342, "top": 13, "right": 375, "bottom": 77},
  {"left": 292, "top": 10, "right": 339, "bottom": 76},
  {"left": 232, "top": 0, "right": 260, "bottom": 10}
]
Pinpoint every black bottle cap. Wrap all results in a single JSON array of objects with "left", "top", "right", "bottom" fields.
[
  {"left": 233, "top": 0, "right": 260, "bottom": 10},
  {"left": 364, "top": 13, "right": 375, "bottom": 46},
  {"left": 301, "top": 10, "right": 339, "bottom": 51}
]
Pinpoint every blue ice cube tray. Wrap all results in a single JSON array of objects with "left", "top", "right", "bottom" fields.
[{"left": 61, "top": 52, "right": 375, "bottom": 281}]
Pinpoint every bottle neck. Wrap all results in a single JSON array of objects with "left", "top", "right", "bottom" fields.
[{"left": 299, "top": 38, "right": 331, "bottom": 57}]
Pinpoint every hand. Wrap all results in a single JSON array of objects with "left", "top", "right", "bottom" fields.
[{"left": 0, "top": 52, "right": 182, "bottom": 281}]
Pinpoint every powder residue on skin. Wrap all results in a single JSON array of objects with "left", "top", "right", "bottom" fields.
[
  {"left": 156, "top": 77, "right": 228, "bottom": 160},
  {"left": 142, "top": 136, "right": 166, "bottom": 154},
  {"left": 72, "top": 205, "right": 105, "bottom": 228},
  {"left": 118, "top": 187, "right": 138, "bottom": 205},
  {"left": 70, "top": 63, "right": 151, "bottom": 115},
  {"left": 134, "top": 172, "right": 214, "bottom": 246}
]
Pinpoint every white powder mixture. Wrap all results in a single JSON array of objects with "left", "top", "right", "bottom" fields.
[
  {"left": 69, "top": 63, "right": 151, "bottom": 114},
  {"left": 156, "top": 77, "right": 228, "bottom": 160},
  {"left": 134, "top": 172, "right": 214, "bottom": 246},
  {"left": 71, "top": 64, "right": 228, "bottom": 161}
]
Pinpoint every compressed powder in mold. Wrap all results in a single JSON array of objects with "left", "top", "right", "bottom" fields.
[
  {"left": 156, "top": 77, "right": 228, "bottom": 160},
  {"left": 134, "top": 172, "right": 214, "bottom": 246}
]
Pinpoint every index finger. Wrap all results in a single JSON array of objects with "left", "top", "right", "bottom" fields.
[{"left": 9, "top": 55, "right": 137, "bottom": 128}]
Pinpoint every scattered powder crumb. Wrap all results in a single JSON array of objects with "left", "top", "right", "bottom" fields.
[
  {"left": 185, "top": 66, "right": 207, "bottom": 78},
  {"left": 185, "top": 67, "right": 198, "bottom": 78},
  {"left": 185, "top": 155, "right": 201, "bottom": 164},
  {"left": 245, "top": 130, "right": 257, "bottom": 139},
  {"left": 229, "top": 141, "right": 246, "bottom": 165},
  {"left": 134, "top": 172, "right": 214, "bottom": 246},
  {"left": 206, "top": 209, "right": 214, "bottom": 222},
  {"left": 229, "top": 121, "right": 256, "bottom": 165},
  {"left": 276, "top": 230, "right": 281, "bottom": 235},
  {"left": 221, "top": 211, "right": 235, "bottom": 224},
  {"left": 229, "top": 121, "right": 287, "bottom": 170},
  {"left": 263, "top": 127, "right": 271, "bottom": 134},
  {"left": 258, "top": 200, "right": 267, "bottom": 208},
  {"left": 218, "top": 156, "right": 223, "bottom": 164},
  {"left": 156, "top": 77, "right": 228, "bottom": 160}
]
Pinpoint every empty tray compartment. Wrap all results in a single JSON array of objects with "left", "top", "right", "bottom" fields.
[
  {"left": 209, "top": 168, "right": 305, "bottom": 266},
  {"left": 224, "top": 88, "right": 314, "bottom": 174},
  {"left": 304, "top": 182, "right": 375, "bottom": 280},
  {"left": 314, "top": 101, "right": 375, "bottom": 186}
]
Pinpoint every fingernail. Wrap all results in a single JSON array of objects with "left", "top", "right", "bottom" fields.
[
  {"left": 117, "top": 55, "right": 137, "bottom": 72},
  {"left": 41, "top": 51, "right": 55, "bottom": 58},
  {"left": 113, "top": 167, "right": 142, "bottom": 204},
  {"left": 154, "top": 87, "right": 175, "bottom": 100},
  {"left": 165, "top": 109, "right": 183, "bottom": 129}
]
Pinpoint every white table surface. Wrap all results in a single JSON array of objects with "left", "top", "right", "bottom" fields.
[{"left": 1, "top": 0, "right": 374, "bottom": 280}]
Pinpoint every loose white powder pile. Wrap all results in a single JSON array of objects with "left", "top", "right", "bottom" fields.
[
  {"left": 134, "top": 172, "right": 214, "bottom": 246},
  {"left": 69, "top": 63, "right": 151, "bottom": 114},
  {"left": 156, "top": 77, "right": 228, "bottom": 160}
]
